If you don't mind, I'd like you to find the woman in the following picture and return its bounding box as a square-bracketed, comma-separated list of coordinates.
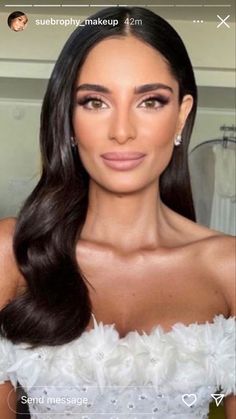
[7, 11, 28, 32]
[0, 6, 235, 419]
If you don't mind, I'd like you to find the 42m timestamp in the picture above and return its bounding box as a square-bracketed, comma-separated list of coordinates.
[124, 17, 143, 26]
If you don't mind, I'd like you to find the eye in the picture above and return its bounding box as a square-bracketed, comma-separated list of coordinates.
[76, 96, 107, 110]
[76, 94, 170, 111]
[139, 95, 170, 109]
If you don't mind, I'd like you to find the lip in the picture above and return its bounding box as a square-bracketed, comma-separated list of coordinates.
[101, 152, 146, 161]
[101, 154, 146, 171]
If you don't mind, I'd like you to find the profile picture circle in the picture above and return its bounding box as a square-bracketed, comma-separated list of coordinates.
[7, 11, 28, 32]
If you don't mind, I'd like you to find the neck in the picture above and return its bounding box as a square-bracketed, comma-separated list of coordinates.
[80, 179, 175, 254]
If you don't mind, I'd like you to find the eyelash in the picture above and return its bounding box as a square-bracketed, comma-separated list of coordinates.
[76, 94, 169, 111]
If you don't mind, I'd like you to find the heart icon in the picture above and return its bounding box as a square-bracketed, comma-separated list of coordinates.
[182, 393, 197, 407]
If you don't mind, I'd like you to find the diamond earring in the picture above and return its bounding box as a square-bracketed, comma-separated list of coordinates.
[174, 134, 182, 146]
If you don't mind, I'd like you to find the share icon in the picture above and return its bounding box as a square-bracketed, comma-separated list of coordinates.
[211, 394, 225, 406]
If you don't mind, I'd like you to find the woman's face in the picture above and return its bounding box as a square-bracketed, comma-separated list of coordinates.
[72, 35, 193, 194]
[11, 15, 28, 31]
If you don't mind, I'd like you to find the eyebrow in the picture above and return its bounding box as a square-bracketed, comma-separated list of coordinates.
[76, 83, 173, 94]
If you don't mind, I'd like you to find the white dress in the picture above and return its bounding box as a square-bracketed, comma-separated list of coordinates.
[0, 313, 235, 419]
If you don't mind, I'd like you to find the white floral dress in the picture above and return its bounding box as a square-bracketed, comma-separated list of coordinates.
[0, 314, 235, 418]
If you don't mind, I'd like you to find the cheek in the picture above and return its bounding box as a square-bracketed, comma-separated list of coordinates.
[72, 112, 103, 174]
[73, 112, 108, 168]
[73, 112, 105, 145]
[142, 110, 178, 172]
[141, 108, 178, 151]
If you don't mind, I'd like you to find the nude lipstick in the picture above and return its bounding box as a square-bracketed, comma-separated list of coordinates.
[100, 152, 146, 171]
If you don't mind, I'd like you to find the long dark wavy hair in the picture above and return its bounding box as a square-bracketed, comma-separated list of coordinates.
[0, 7, 197, 348]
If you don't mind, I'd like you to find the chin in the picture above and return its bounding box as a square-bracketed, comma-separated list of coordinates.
[94, 176, 152, 195]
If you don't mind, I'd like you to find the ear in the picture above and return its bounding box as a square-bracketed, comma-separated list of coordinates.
[175, 94, 194, 135]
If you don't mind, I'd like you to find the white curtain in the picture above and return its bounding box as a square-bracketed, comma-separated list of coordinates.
[189, 141, 235, 236]
[210, 144, 235, 235]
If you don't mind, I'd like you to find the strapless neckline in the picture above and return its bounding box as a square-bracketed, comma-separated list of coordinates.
[1, 311, 235, 404]
[87, 312, 234, 340]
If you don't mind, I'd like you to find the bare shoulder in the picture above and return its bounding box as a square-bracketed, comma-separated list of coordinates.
[170, 208, 235, 316]
[199, 232, 235, 316]
[0, 217, 24, 308]
[197, 229, 235, 282]
[181, 216, 235, 316]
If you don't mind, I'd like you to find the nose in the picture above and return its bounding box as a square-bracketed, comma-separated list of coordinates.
[108, 107, 137, 144]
